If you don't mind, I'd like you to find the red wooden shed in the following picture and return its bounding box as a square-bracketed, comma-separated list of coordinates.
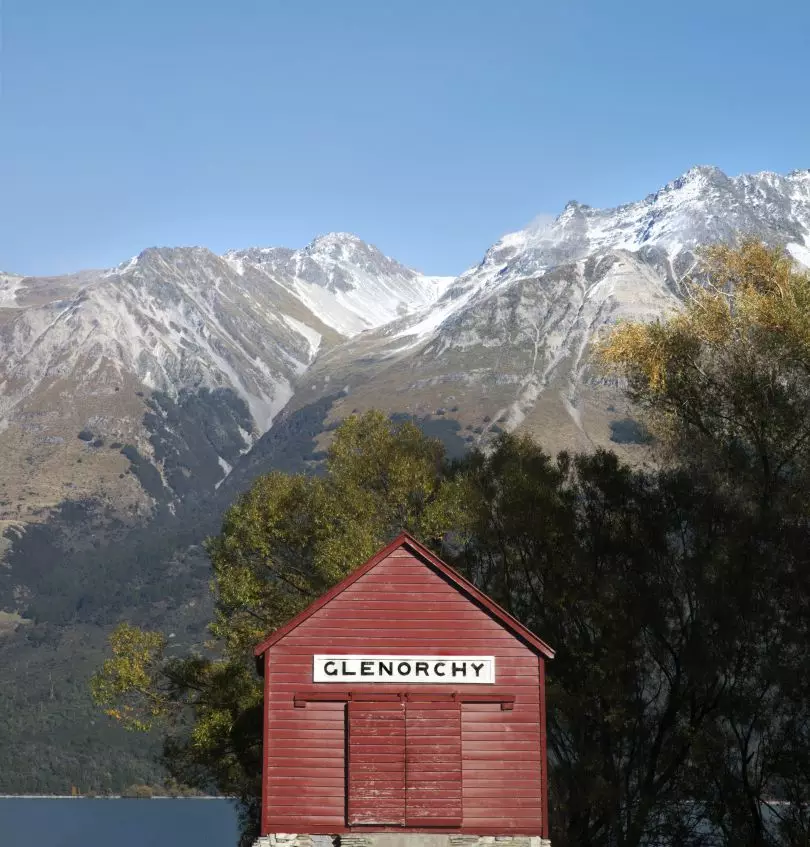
[254, 532, 554, 841]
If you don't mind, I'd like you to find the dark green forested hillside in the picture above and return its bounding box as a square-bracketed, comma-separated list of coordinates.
[0, 394, 468, 794]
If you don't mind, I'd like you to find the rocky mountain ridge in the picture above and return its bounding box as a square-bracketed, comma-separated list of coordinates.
[3, 167, 810, 527]
[277, 166, 810, 460]
[0, 234, 448, 523]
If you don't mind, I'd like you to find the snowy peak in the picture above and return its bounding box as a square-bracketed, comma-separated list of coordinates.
[473, 166, 810, 290]
[305, 231, 387, 265]
[231, 231, 418, 293]
[663, 163, 727, 191]
[225, 233, 454, 337]
[377, 165, 810, 397]
[290, 166, 810, 466]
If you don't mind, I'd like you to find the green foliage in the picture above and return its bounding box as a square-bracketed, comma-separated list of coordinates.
[91, 623, 168, 731]
[206, 410, 468, 657]
[93, 411, 468, 845]
[121, 783, 155, 798]
[452, 435, 749, 846]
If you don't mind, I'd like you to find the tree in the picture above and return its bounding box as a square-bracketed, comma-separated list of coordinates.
[599, 240, 810, 846]
[451, 434, 748, 847]
[92, 411, 466, 845]
[599, 239, 810, 511]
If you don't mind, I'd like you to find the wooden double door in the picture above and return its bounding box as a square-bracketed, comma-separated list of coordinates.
[347, 698, 462, 827]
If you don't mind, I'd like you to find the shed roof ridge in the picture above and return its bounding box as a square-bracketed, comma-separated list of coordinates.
[253, 532, 554, 659]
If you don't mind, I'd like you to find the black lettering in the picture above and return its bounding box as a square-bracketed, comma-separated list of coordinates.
[341, 660, 356, 676]
[415, 661, 429, 677]
[471, 662, 485, 677]
[324, 661, 338, 676]
[360, 661, 374, 676]
[397, 661, 412, 676]
[379, 661, 394, 676]
[452, 661, 467, 677]
[434, 662, 446, 677]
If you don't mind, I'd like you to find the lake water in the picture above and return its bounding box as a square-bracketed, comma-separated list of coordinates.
[0, 798, 240, 847]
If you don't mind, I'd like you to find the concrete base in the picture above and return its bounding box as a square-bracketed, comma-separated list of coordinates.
[254, 836, 551, 847]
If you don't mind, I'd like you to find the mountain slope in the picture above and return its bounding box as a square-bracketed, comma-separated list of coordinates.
[225, 232, 453, 336]
[0, 233, 462, 795]
[4, 166, 810, 537]
[267, 167, 810, 461]
[0, 235, 438, 524]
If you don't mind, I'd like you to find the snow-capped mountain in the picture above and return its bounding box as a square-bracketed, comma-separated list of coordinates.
[225, 232, 453, 336]
[275, 166, 810, 460]
[0, 235, 441, 521]
[473, 166, 810, 281]
[2, 166, 810, 526]
[392, 166, 810, 351]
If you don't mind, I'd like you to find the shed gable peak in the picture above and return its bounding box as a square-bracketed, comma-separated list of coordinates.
[253, 532, 554, 659]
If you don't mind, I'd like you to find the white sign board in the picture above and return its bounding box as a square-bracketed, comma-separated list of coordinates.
[313, 655, 495, 684]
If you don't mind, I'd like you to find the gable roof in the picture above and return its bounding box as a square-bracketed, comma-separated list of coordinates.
[253, 531, 554, 660]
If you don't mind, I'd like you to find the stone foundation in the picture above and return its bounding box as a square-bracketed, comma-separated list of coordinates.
[254, 836, 550, 847]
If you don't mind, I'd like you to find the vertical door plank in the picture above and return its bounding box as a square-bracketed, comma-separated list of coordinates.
[347, 701, 406, 825]
[406, 701, 462, 825]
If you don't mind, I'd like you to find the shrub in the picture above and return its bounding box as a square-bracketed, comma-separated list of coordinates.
[122, 783, 154, 799]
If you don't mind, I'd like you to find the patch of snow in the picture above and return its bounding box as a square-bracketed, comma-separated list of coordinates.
[227, 234, 458, 338]
[0, 274, 24, 307]
[237, 426, 254, 453]
[103, 255, 139, 277]
[214, 455, 233, 489]
[228, 256, 245, 275]
[281, 314, 323, 358]
[281, 277, 373, 336]
[787, 242, 810, 269]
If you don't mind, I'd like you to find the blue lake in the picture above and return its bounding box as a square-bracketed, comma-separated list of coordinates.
[0, 798, 240, 847]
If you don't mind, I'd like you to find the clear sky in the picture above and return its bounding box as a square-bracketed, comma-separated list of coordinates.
[2, 0, 808, 277]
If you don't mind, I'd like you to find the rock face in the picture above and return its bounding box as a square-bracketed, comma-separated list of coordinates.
[225, 232, 454, 336]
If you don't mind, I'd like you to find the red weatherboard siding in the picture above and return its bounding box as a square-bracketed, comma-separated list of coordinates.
[261, 542, 549, 836]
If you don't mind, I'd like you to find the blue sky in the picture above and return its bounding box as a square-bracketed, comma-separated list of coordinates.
[2, 0, 808, 277]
